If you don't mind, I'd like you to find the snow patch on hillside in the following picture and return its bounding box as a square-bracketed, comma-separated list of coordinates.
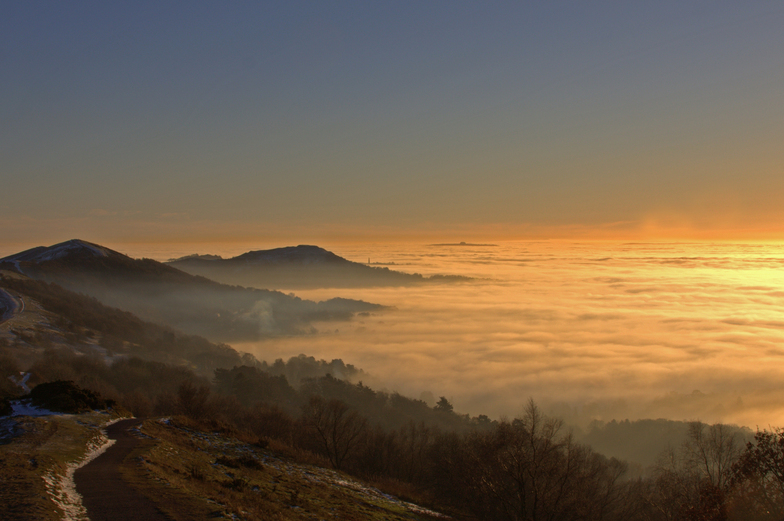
[1, 240, 110, 264]
[43, 419, 120, 521]
[10, 400, 62, 417]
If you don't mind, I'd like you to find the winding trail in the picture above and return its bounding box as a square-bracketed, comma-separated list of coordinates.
[74, 419, 168, 521]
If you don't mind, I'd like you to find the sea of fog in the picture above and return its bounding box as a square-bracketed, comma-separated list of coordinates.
[140, 241, 784, 428]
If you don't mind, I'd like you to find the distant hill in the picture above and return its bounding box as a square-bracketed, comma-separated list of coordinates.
[167, 244, 471, 289]
[2, 239, 114, 263]
[0, 240, 383, 343]
[429, 242, 498, 247]
[0, 273, 252, 376]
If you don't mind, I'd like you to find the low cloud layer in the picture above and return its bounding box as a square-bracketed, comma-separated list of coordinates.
[226, 241, 784, 428]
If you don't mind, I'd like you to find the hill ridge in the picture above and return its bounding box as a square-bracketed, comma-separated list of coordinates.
[167, 244, 471, 290]
[0, 239, 116, 264]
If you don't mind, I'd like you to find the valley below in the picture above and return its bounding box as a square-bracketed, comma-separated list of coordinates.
[3, 239, 784, 520]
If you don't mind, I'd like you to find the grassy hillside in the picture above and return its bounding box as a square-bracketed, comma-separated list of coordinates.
[126, 416, 447, 520]
[0, 273, 254, 377]
[0, 410, 446, 521]
[1, 242, 383, 342]
[0, 410, 126, 520]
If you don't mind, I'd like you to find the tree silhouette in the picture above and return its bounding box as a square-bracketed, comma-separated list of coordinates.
[434, 396, 453, 413]
[302, 396, 368, 470]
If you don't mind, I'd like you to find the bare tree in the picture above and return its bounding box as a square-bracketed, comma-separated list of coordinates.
[176, 380, 211, 420]
[435, 399, 630, 521]
[398, 421, 432, 482]
[730, 428, 784, 520]
[683, 422, 742, 491]
[302, 396, 367, 470]
[649, 422, 743, 521]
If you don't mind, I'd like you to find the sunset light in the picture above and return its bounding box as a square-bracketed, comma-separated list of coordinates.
[3, 3, 784, 519]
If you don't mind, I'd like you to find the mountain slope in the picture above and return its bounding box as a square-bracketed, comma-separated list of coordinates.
[0, 273, 253, 376]
[0, 240, 382, 343]
[0, 410, 447, 521]
[1, 239, 113, 263]
[168, 244, 470, 289]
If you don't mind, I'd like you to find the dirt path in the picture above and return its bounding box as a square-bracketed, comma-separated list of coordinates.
[74, 419, 168, 521]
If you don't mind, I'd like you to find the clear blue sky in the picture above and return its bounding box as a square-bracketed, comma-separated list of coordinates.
[3, 1, 784, 247]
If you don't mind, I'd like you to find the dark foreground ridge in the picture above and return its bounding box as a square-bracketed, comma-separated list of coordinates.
[74, 419, 167, 521]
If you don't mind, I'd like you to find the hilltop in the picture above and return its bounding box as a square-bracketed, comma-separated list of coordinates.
[1, 239, 114, 264]
[168, 244, 472, 290]
[0, 240, 383, 343]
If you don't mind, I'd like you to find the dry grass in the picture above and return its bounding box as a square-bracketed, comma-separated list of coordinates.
[0, 409, 450, 520]
[0, 410, 122, 520]
[130, 416, 449, 520]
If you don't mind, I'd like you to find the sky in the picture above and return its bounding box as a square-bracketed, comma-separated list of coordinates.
[3, 2, 784, 248]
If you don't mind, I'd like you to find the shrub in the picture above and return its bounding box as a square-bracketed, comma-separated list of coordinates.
[28, 380, 114, 413]
[0, 397, 12, 416]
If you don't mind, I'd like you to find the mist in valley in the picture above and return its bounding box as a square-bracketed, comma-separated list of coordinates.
[207, 241, 784, 430]
[2, 240, 382, 343]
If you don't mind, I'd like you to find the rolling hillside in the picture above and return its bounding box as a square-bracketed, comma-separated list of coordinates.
[1, 240, 382, 342]
[168, 244, 471, 290]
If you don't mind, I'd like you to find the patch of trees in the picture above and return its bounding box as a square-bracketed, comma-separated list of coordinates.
[581, 418, 752, 470]
[20, 350, 209, 418]
[732, 428, 784, 520]
[28, 380, 114, 413]
[0, 397, 11, 416]
[211, 365, 481, 433]
[260, 354, 365, 387]
[0, 347, 21, 399]
[429, 400, 634, 520]
[138, 368, 784, 519]
[214, 365, 298, 412]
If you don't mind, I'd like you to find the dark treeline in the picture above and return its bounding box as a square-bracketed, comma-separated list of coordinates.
[5, 346, 784, 520]
[580, 418, 753, 470]
[258, 353, 366, 388]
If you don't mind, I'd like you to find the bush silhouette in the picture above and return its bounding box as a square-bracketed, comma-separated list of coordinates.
[29, 380, 114, 413]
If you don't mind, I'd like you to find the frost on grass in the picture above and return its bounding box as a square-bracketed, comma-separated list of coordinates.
[42, 419, 121, 521]
[10, 400, 60, 418]
[174, 422, 450, 519]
